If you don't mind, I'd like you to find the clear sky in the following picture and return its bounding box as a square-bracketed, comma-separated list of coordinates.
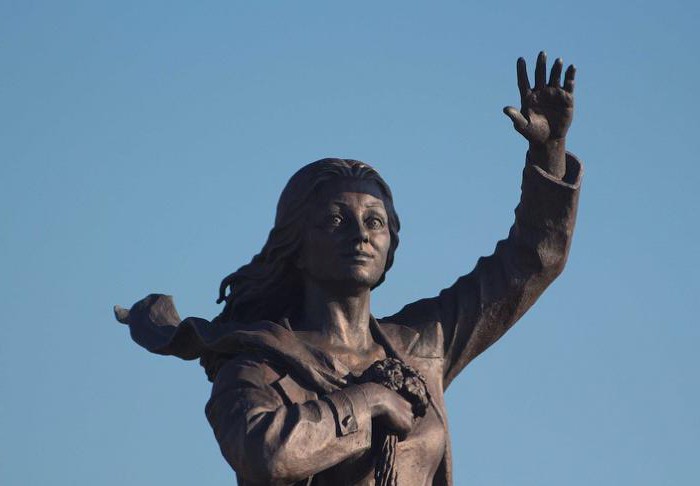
[2, 1, 698, 485]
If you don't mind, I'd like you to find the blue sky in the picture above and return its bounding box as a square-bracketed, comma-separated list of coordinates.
[2, 1, 698, 484]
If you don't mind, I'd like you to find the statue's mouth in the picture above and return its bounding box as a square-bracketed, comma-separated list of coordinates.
[343, 251, 373, 263]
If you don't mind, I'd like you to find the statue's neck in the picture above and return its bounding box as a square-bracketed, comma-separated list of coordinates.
[293, 279, 374, 352]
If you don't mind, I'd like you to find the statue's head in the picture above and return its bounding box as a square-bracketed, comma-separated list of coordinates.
[216, 158, 400, 323]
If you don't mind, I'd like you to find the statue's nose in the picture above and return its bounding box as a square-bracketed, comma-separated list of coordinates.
[350, 219, 370, 244]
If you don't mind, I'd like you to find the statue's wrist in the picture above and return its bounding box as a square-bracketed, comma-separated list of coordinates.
[359, 383, 385, 416]
[528, 138, 566, 179]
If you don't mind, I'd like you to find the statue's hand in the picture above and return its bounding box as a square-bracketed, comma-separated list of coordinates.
[503, 52, 576, 179]
[361, 383, 415, 441]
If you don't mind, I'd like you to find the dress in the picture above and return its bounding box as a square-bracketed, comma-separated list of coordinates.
[119, 154, 582, 486]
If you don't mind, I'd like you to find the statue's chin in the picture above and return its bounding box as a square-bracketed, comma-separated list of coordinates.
[342, 264, 385, 287]
[310, 270, 381, 294]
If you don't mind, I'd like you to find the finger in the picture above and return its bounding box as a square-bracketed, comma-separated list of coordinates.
[114, 305, 130, 324]
[503, 106, 529, 134]
[564, 64, 576, 93]
[516, 57, 530, 99]
[549, 57, 563, 87]
[535, 51, 547, 89]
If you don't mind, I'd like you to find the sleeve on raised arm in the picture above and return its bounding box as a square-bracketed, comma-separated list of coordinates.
[385, 153, 582, 389]
[205, 356, 372, 484]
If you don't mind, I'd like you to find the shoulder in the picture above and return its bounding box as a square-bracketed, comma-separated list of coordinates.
[211, 354, 282, 397]
[211, 353, 319, 406]
[377, 318, 444, 359]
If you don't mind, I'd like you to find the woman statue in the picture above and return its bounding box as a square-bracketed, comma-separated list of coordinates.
[115, 52, 582, 486]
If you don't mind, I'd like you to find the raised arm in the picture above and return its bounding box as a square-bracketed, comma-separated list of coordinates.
[385, 53, 582, 388]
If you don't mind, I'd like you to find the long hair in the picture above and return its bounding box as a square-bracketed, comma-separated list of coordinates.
[215, 158, 400, 324]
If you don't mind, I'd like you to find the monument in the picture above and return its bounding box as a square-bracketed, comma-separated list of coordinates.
[115, 52, 582, 485]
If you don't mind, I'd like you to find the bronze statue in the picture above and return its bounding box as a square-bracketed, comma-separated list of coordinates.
[115, 52, 582, 485]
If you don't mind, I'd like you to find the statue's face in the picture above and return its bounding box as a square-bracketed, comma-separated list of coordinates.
[297, 178, 391, 291]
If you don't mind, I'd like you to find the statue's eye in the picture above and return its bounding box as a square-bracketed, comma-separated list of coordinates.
[328, 214, 343, 227]
[366, 217, 385, 230]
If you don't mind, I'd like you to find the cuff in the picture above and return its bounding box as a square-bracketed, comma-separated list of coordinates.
[322, 386, 371, 437]
[526, 151, 583, 189]
[518, 152, 582, 228]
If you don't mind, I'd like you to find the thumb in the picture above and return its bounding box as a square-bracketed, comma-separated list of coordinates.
[503, 106, 529, 135]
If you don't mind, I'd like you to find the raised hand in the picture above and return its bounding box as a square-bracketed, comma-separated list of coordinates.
[503, 51, 576, 179]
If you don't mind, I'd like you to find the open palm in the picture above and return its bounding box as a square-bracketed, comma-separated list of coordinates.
[504, 52, 575, 147]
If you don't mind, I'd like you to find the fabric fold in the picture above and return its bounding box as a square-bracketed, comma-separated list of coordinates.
[115, 294, 349, 393]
